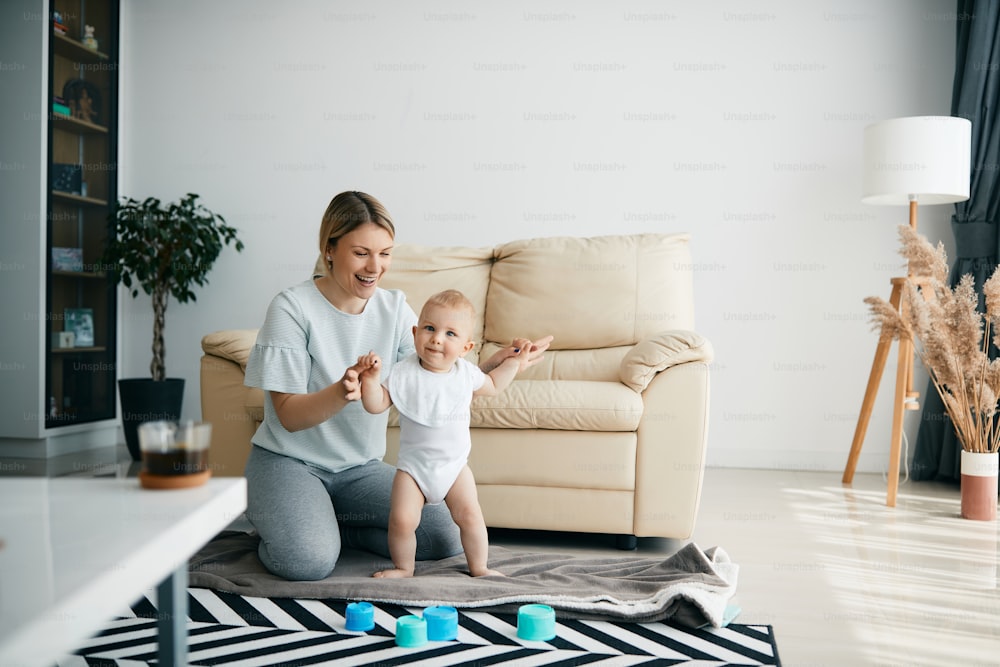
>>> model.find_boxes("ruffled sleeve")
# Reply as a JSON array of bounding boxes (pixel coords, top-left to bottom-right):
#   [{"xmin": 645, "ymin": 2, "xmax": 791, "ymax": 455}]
[{"xmin": 245, "ymin": 290, "xmax": 311, "ymax": 393}]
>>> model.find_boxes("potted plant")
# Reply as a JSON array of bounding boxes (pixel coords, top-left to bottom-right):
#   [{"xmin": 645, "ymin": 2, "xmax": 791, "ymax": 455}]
[
  {"xmin": 103, "ymin": 193, "xmax": 244, "ymax": 460},
  {"xmin": 866, "ymin": 225, "xmax": 1000, "ymax": 520}
]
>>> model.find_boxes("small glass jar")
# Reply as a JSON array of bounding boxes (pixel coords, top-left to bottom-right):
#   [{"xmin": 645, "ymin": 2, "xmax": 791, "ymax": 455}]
[{"xmin": 137, "ymin": 420, "xmax": 212, "ymax": 488}]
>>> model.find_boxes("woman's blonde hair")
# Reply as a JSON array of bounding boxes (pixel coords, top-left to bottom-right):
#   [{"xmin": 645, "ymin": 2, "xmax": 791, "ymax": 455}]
[{"xmin": 317, "ymin": 191, "xmax": 395, "ymax": 274}]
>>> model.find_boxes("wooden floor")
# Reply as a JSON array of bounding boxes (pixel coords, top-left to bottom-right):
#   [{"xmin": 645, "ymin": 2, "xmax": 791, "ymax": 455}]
[{"xmin": 491, "ymin": 468, "xmax": 1000, "ymax": 667}]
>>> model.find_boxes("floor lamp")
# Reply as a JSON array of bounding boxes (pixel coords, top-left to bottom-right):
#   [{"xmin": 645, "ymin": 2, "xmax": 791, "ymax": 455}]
[{"xmin": 843, "ymin": 115, "xmax": 971, "ymax": 507}]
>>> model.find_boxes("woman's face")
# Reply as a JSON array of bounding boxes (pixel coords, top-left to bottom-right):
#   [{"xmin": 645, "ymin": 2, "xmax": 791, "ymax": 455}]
[{"xmin": 326, "ymin": 223, "xmax": 394, "ymax": 310}]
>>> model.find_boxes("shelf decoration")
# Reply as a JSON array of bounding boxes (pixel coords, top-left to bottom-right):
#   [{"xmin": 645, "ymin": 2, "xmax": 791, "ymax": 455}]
[
  {"xmin": 65, "ymin": 307, "xmax": 95, "ymax": 347},
  {"xmin": 53, "ymin": 96, "xmax": 71, "ymax": 117},
  {"xmin": 62, "ymin": 79, "xmax": 102, "ymax": 125},
  {"xmin": 52, "ymin": 163, "xmax": 83, "ymax": 194},
  {"xmin": 52, "ymin": 11, "xmax": 67, "ymax": 36},
  {"xmin": 52, "ymin": 331, "xmax": 75, "ymax": 349},
  {"xmin": 52, "ymin": 247, "xmax": 84, "ymax": 272},
  {"xmin": 83, "ymin": 25, "xmax": 99, "ymax": 51}
]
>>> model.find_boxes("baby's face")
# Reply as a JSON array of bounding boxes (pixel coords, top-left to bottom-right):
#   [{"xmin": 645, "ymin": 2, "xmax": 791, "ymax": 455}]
[{"xmin": 413, "ymin": 302, "xmax": 474, "ymax": 372}]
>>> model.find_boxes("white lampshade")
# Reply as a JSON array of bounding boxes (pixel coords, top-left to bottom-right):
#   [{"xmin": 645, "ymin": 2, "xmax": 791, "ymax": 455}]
[{"xmin": 862, "ymin": 115, "xmax": 972, "ymax": 206}]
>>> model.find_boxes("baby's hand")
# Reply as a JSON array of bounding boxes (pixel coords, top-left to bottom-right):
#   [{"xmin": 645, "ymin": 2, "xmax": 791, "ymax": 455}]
[
  {"xmin": 510, "ymin": 335, "xmax": 551, "ymax": 370},
  {"xmin": 353, "ymin": 351, "xmax": 391, "ymax": 413},
  {"xmin": 515, "ymin": 344, "xmax": 533, "ymax": 370},
  {"xmin": 356, "ymin": 351, "xmax": 382, "ymax": 382},
  {"xmin": 504, "ymin": 343, "xmax": 533, "ymax": 372}
]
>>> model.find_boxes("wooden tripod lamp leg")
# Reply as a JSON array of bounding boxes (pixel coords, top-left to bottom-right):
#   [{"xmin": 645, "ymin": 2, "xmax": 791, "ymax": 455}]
[
  {"xmin": 843, "ymin": 281, "xmax": 904, "ymax": 485},
  {"xmin": 843, "ymin": 334, "xmax": 892, "ymax": 484}
]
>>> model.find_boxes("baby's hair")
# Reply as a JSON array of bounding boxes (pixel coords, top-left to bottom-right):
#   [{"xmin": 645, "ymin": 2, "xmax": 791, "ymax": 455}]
[{"xmin": 424, "ymin": 289, "xmax": 475, "ymax": 318}]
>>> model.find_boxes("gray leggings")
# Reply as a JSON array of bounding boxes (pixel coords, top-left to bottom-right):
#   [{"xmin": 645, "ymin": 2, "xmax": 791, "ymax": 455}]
[{"xmin": 244, "ymin": 445, "xmax": 463, "ymax": 580}]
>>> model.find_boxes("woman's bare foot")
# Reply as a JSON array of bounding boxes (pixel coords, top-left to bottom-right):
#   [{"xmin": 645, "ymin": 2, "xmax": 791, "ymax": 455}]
[
  {"xmin": 373, "ymin": 568, "xmax": 413, "ymax": 578},
  {"xmin": 470, "ymin": 567, "xmax": 504, "ymax": 577}
]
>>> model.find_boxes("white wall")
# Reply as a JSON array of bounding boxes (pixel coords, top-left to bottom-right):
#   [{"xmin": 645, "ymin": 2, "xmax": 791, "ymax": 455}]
[{"xmin": 119, "ymin": 0, "xmax": 959, "ymax": 473}]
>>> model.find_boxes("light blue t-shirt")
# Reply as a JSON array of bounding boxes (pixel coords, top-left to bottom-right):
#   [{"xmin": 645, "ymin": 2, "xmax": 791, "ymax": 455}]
[{"xmin": 244, "ymin": 279, "xmax": 416, "ymax": 473}]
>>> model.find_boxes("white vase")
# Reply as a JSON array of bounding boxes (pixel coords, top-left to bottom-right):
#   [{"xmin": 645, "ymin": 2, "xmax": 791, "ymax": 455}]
[{"xmin": 960, "ymin": 450, "xmax": 999, "ymax": 521}]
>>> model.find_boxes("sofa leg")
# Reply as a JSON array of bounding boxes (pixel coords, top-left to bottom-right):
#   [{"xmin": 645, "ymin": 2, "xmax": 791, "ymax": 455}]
[{"xmin": 616, "ymin": 534, "xmax": 637, "ymax": 550}]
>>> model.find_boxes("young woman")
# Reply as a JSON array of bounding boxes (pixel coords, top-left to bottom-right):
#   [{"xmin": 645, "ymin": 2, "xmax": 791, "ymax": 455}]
[{"xmin": 243, "ymin": 191, "xmax": 550, "ymax": 581}]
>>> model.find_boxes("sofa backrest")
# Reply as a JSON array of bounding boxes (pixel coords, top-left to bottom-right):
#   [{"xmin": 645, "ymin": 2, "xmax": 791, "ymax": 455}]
[
  {"xmin": 487, "ymin": 232, "xmax": 694, "ymax": 380},
  {"xmin": 381, "ymin": 233, "xmax": 694, "ymax": 382},
  {"xmin": 486, "ymin": 233, "xmax": 693, "ymax": 346}
]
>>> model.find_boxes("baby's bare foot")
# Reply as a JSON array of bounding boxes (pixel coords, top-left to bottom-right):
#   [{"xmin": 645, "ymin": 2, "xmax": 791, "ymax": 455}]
[
  {"xmin": 373, "ymin": 568, "xmax": 413, "ymax": 578},
  {"xmin": 471, "ymin": 567, "xmax": 504, "ymax": 577}
]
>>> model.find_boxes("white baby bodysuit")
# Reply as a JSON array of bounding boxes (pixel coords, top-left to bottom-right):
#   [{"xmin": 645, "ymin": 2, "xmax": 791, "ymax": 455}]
[{"xmin": 386, "ymin": 354, "xmax": 486, "ymax": 504}]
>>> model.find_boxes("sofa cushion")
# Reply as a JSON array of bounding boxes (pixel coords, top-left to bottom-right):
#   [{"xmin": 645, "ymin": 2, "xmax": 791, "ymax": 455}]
[
  {"xmin": 485, "ymin": 233, "xmax": 694, "ymax": 351},
  {"xmin": 480, "ymin": 342, "xmax": 627, "ymax": 382},
  {"xmin": 471, "ymin": 380, "xmax": 642, "ymax": 431}
]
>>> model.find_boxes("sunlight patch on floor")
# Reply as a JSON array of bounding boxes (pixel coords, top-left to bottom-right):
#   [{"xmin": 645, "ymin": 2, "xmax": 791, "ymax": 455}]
[{"xmin": 781, "ymin": 480, "xmax": 999, "ymax": 666}]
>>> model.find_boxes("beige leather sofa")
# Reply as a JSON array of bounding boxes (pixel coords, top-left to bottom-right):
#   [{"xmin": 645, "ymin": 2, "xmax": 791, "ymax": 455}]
[{"xmin": 200, "ymin": 232, "xmax": 713, "ymax": 546}]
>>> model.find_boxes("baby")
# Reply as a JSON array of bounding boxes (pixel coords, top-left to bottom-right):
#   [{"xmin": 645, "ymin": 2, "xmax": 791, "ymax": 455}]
[{"xmin": 358, "ymin": 289, "xmax": 528, "ymax": 578}]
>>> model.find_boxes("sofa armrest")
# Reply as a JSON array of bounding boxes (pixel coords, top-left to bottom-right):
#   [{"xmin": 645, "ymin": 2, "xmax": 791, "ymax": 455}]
[
  {"xmin": 201, "ymin": 329, "xmax": 259, "ymax": 371},
  {"xmin": 200, "ymin": 329, "xmax": 260, "ymax": 477},
  {"xmin": 618, "ymin": 330, "xmax": 713, "ymax": 392},
  {"xmin": 633, "ymin": 361, "xmax": 710, "ymax": 539}
]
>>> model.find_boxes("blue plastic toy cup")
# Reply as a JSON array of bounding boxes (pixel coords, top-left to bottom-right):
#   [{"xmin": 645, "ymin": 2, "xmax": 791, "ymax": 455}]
[
  {"xmin": 345, "ymin": 601, "xmax": 375, "ymax": 632},
  {"xmin": 516, "ymin": 604, "xmax": 556, "ymax": 641},
  {"xmin": 395, "ymin": 614, "xmax": 428, "ymax": 647},
  {"xmin": 424, "ymin": 605, "xmax": 458, "ymax": 641}
]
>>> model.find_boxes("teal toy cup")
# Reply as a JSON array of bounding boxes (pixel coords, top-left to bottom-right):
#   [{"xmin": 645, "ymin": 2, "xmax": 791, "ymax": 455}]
[
  {"xmin": 395, "ymin": 614, "xmax": 428, "ymax": 647},
  {"xmin": 516, "ymin": 604, "xmax": 556, "ymax": 641}
]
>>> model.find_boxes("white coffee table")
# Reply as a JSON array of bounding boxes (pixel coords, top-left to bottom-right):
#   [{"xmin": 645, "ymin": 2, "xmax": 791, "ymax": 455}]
[{"xmin": 0, "ymin": 477, "xmax": 246, "ymax": 666}]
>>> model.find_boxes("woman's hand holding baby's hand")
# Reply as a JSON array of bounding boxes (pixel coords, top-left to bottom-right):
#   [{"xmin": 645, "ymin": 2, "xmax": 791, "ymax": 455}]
[
  {"xmin": 481, "ymin": 335, "xmax": 553, "ymax": 374},
  {"xmin": 337, "ymin": 352, "xmax": 381, "ymax": 402},
  {"xmin": 508, "ymin": 343, "xmax": 533, "ymax": 372},
  {"xmin": 338, "ymin": 367, "xmax": 362, "ymax": 402},
  {"xmin": 511, "ymin": 335, "xmax": 553, "ymax": 370},
  {"xmin": 356, "ymin": 351, "xmax": 382, "ymax": 382}
]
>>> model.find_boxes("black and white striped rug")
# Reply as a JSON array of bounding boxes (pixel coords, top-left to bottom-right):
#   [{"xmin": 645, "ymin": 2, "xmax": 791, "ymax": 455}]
[{"xmin": 61, "ymin": 589, "xmax": 781, "ymax": 666}]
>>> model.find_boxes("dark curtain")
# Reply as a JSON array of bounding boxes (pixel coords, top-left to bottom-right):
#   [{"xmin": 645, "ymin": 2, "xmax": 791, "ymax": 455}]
[{"xmin": 912, "ymin": 0, "xmax": 1000, "ymax": 481}]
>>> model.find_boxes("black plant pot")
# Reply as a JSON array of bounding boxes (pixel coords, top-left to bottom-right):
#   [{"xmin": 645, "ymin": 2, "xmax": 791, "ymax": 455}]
[{"xmin": 118, "ymin": 378, "xmax": 185, "ymax": 461}]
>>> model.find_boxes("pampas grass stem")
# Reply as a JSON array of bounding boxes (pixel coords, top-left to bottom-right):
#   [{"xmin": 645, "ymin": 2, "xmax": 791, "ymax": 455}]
[{"xmin": 867, "ymin": 226, "xmax": 1000, "ymax": 454}]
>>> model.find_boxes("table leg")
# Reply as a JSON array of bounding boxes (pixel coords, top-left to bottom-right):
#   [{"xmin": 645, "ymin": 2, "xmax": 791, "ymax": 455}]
[{"xmin": 157, "ymin": 565, "xmax": 188, "ymax": 666}]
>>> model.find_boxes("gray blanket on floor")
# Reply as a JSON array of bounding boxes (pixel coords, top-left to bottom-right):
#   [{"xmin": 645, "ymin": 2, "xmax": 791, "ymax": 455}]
[{"xmin": 188, "ymin": 531, "xmax": 739, "ymax": 628}]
